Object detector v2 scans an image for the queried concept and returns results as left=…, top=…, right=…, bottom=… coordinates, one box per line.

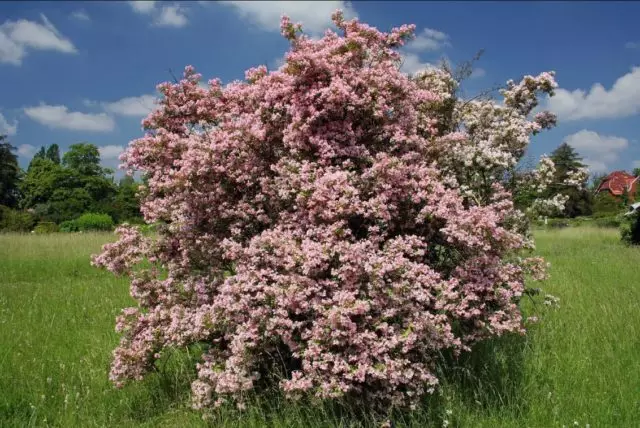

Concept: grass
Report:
left=0, top=228, right=639, bottom=427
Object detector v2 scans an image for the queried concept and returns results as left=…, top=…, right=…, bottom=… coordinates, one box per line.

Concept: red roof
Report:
left=597, top=171, right=639, bottom=197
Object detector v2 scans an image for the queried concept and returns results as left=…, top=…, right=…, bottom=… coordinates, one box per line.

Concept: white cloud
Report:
left=632, top=160, right=640, bottom=168
left=101, top=94, right=157, bottom=117
left=405, top=28, right=450, bottom=52
left=98, top=145, right=125, bottom=160
left=545, top=67, right=640, bottom=121
left=0, top=112, right=17, bottom=136
left=219, top=1, right=357, bottom=35
left=70, top=10, right=91, bottom=22
left=399, top=52, right=434, bottom=75
left=129, top=1, right=188, bottom=28
left=0, top=14, right=77, bottom=65
left=625, top=41, right=640, bottom=50
left=154, top=5, right=188, bottom=28
left=24, top=104, right=115, bottom=132
left=564, top=129, right=629, bottom=173
left=17, top=144, right=36, bottom=158
left=130, top=1, right=157, bottom=14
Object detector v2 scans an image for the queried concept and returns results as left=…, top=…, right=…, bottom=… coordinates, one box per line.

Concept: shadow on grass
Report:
left=434, top=333, right=530, bottom=418
left=116, top=333, right=530, bottom=427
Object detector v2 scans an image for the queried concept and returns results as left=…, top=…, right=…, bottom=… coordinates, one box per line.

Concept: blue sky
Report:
left=1, top=1, right=640, bottom=176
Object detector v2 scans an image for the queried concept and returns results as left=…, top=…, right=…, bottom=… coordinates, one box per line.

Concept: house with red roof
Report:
left=595, top=171, right=639, bottom=201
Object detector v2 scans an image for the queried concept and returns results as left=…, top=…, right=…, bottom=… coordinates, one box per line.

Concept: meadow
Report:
left=0, top=228, right=638, bottom=427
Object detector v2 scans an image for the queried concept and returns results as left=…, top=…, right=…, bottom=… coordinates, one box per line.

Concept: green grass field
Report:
left=1, top=228, right=639, bottom=427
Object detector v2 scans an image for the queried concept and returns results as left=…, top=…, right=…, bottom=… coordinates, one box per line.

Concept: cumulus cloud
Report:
left=70, top=10, right=91, bottom=22
left=17, top=144, right=36, bottom=158
left=396, top=26, right=450, bottom=76
left=24, top=104, right=115, bottom=132
left=129, top=1, right=188, bottom=28
left=625, top=41, right=640, bottom=50
left=101, top=94, right=157, bottom=117
left=0, top=14, right=77, bottom=65
left=399, top=52, right=435, bottom=75
left=154, top=5, right=188, bottom=28
left=130, top=1, right=157, bottom=14
left=98, top=145, right=125, bottom=160
left=564, top=129, right=629, bottom=173
left=0, top=112, right=18, bottom=136
left=545, top=67, right=640, bottom=121
left=405, top=28, right=450, bottom=52
left=219, top=1, right=357, bottom=35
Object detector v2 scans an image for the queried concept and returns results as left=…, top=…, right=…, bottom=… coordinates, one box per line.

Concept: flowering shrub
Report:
left=93, top=11, right=575, bottom=412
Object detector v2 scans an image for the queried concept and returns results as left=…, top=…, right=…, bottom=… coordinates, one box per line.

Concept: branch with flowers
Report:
left=93, top=10, right=567, bottom=415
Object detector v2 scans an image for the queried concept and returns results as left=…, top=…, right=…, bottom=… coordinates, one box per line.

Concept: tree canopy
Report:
left=0, top=135, right=21, bottom=208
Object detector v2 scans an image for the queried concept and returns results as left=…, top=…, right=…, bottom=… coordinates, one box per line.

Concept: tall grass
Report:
left=0, top=228, right=638, bottom=427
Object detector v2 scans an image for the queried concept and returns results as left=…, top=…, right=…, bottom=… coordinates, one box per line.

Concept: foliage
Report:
left=109, top=176, right=143, bottom=223
left=46, top=144, right=61, bottom=165
left=59, top=219, right=79, bottom=233
left=621, top=212, right=640, bottom=245
left=0, top=135, right=21, bottom=208
left=73, top=212, right=115, bottom=232
left=33, top=221, right=59, bottom=234
left=593, top=216, right=622, bottom=228
left=0, top=205, right=36, bottom=232
left=62, top=143, right=106, bottom=176
left=20, top=144, right=121, bottom=224
left=633, top=167, right=640, bottom=178
left=593, top=192, right=624, bottom=217
left=93, top=11, right=570, bottom=413
left=546, top=143, right=592, bottom=218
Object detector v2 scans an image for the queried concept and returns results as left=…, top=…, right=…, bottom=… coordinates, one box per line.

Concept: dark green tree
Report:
left=633, top=167, right=640, bottom=178
left=0, top=135, right=21, bottom=208
left=28, top=146, right=47, bottom=170
left=62, top=143, right=104, bottom=177
left=547, top=143, right=592, bottom=218
left=113, top=175, right=142, bottom=222
left=34, top=146, right=45, bottom=160
left=20, top=157, right=73, bottom=209
left=45, top=144, right=61, bottom=165
left=21, top=144, right=117, bottom=223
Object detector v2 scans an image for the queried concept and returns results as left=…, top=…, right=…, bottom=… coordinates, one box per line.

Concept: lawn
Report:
left=0, top=228, right=638, bottom=427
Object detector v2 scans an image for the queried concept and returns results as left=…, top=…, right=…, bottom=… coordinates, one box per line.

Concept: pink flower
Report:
left=93, top=10, right=556, bottom=413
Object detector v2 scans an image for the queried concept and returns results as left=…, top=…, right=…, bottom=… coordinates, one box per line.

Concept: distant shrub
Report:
left=33, top=221, right=59, bottom=234
left=72, top=213, right=114, bottom=232
left=593, top=192, right=623, bottom=217
left=547, top=218, right=570, bottom=228
left=0, top=206, right=36, bottom=232
left=593, top=216, right=622, bottom=228
left=59, top=220, right=79, bottom=233
left=621, top=213, right=640, bottom=245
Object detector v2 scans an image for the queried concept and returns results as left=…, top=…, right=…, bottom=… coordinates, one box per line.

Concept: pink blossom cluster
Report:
left=93, top=11, right=559, bottom=411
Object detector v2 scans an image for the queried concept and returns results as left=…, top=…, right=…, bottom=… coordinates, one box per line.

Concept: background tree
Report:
left=110, top=175, right=142, bottom=223
left=547, top=142, right=592, bottom=217
left=62, top=143, right=104, bottom=177
left=0, top=135, right=21, bottom=208
left=633, top=167, right=640, bottom=178
left=21, top=143, right=118, bottom=223
left=45, top=144, right=61, bottom=165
